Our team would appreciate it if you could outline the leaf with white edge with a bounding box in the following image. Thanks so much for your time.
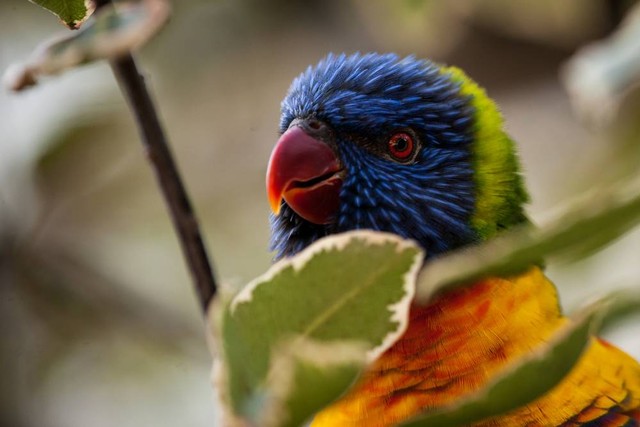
[4,0,169,92]
[416,174,640,303]
[218,230,423,425]
[562,2,640,126]
[29,0,95,29]
[401,295,612,427]
[253,337,366,427]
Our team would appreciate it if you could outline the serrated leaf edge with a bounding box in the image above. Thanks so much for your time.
[368,237,423,361]
[229,230,423,362]
[231,231,416,307]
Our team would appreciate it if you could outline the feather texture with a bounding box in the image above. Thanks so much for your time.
[271,53,528,260]
[268,53,640,426]
[311,268,640,426]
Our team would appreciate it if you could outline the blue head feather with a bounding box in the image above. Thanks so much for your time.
[270,53,478,259]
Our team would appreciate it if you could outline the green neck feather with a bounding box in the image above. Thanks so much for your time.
[443,66,530,240]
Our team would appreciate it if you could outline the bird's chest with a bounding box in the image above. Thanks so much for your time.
[312,267,564,427]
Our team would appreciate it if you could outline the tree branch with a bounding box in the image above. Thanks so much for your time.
[87,0,217,311]
[109,54,217,311]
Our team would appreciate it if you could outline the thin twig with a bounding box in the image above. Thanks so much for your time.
[108,53,217,311]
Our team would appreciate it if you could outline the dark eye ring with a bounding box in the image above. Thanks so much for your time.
[387,132,415,161]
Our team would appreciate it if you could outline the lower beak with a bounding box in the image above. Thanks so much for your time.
[266,125,342,224]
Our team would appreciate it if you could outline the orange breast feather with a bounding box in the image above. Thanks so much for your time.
[311,267,640,427]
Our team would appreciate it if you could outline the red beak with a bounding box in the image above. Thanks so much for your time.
[266,124,342,224]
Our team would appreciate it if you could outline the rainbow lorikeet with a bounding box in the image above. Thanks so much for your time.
[265,53,640,426]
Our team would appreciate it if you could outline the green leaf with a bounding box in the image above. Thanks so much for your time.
[401,295,611,427]
[415,174,640,303]
[4,0,169,91]
[598,289,640,333]
[29,0,95,29]
[253,338,366,427]
[216,231,423,427]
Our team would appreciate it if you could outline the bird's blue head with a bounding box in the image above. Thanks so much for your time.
[266,53,528,260]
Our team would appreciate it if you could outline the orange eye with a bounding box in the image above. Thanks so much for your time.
[387,133,414,160]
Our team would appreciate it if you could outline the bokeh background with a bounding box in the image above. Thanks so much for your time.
[1,1,639,426]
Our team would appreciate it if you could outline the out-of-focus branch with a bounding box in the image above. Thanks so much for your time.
[109,54,218,311]
[94,0,217,311]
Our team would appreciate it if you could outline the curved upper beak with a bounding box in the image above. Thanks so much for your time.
[266,121,342,224]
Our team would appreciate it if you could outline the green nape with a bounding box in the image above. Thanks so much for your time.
[442,66,530,240]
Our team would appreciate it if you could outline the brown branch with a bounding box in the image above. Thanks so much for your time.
[108,53,217,312]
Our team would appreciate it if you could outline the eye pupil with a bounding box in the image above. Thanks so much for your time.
[394,138,408,151]
[388,132,414,160]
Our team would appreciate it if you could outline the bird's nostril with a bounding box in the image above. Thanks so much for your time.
[298,118,331,140]
[290,117,331,139]
[307,119,322,130]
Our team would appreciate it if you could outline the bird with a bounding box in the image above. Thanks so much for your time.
[265,53,640,427]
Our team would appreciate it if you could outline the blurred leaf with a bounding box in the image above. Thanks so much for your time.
[600,289,640,333]
[29,0,95,29]
[562,2,640,125]
[215,231,423,425]
[250,338,365,427]
[416,174,640,303]
[12,246,204,370]
[30,111,137,237]
[4,0,170,91]
[401,295,611,427]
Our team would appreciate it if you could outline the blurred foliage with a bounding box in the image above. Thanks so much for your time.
[1,0,640,426]
[416,171,640,302]
[5,0,169,91]
[214,226,640,426]
[563,3,640,125]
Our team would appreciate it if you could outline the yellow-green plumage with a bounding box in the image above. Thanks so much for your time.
[443,66,529,239]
